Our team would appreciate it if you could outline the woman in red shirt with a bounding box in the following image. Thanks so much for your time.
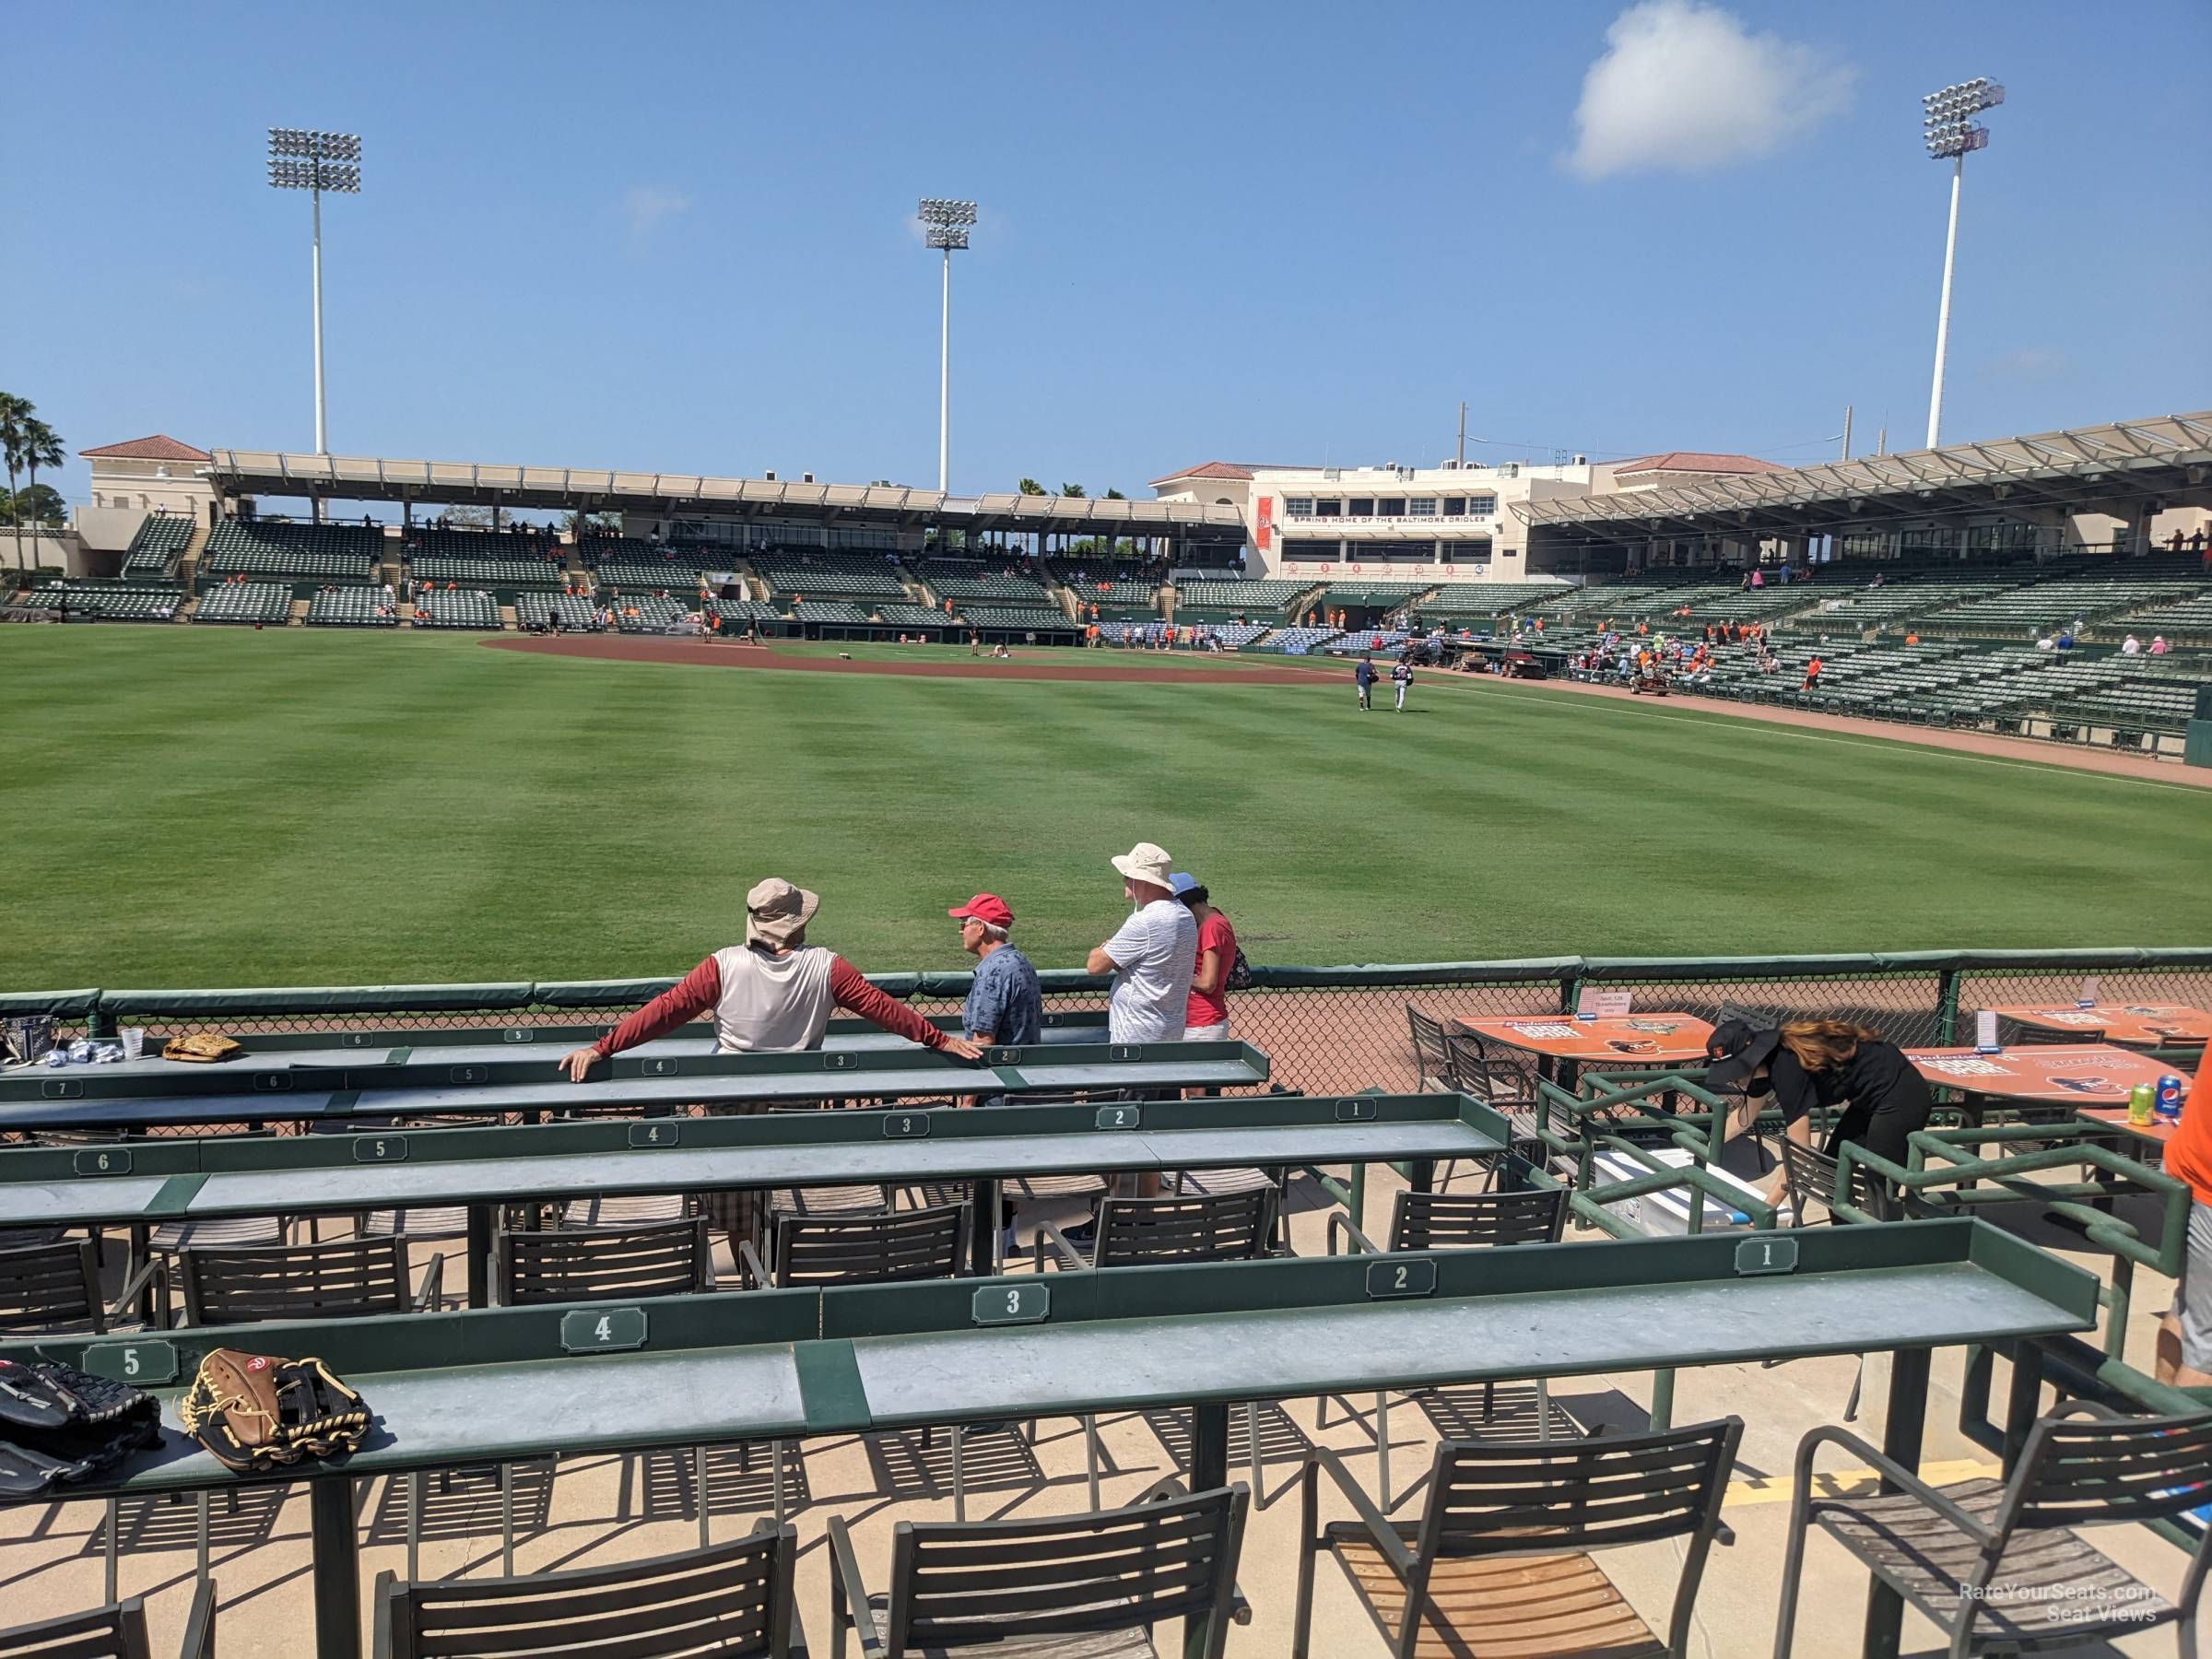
[1171,872,1238,1040]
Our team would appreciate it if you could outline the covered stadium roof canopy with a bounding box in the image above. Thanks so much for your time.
[202,450,1248,537]
[1516,412,2212,544]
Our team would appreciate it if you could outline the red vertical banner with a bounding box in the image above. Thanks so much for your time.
[1255,495,1273,552]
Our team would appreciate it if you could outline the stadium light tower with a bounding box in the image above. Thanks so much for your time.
[917,198,977,492]
[267,128,362,456]
[1921,79,2003,449]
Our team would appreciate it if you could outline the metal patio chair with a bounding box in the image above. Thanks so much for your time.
[1294,1418,1743,1659]
[374,1524,801,1658]
[178,1233,445,1326]
[0,1237,157,1336]
[0,1582,215,1659]
[1037,1185,1287,1509]
[830,1479,1250,1659]
[1324,1187,1575,1504]
[482,1216,717,1571]
[736,1204,990,1522]
[493,1215,714,1306]
[1775,1403,2212,1656]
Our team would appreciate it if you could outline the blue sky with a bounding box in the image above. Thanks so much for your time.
[14,0,2209,510]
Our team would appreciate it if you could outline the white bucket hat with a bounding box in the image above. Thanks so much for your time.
[1111,841,1175,890]
[744,877,820,947]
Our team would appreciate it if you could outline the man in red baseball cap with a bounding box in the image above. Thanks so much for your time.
[948,892,1041,1046]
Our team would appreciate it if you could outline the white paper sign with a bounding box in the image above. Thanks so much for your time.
[1975,1009,2001,1053]
[1576,990,1633,1019]
[2077,978,2099,1009]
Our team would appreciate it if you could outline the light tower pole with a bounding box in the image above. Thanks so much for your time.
[917,198,976,493]
[1921,80,2002,449]
[267,128,362,457]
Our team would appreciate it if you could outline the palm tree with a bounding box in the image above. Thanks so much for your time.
[1058,483,1086,498]
[1103,488,1125,500]
[1016,477,1046,496]
[0,394,31,574]
[18,418,62,572]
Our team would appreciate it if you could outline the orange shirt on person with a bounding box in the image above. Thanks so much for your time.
[2162,1046,2212,1206]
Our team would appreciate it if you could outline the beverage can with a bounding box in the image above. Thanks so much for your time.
[2128,1083,2157,1127]
[2154,1075,2184,1124]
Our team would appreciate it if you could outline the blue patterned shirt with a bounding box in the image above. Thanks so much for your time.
[963,945,1042,1043]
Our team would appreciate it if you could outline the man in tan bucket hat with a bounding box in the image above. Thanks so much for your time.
[560,877,985,1079]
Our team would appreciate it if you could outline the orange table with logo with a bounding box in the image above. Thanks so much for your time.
[1452,1014,1715,1094]
[1904,1045,2193,1127]
[1979,1004,2212,1049]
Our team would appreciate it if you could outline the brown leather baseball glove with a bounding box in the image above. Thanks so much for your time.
[179,1349,372,1472]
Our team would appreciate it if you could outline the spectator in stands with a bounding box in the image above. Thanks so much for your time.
[1802,653,1824,691]
[949,893,1041,1047]
[2150,634,2171,655]
[1171,873,1237,1041]
[559,878,985,1080]
[1088,843,1197,1047]
[2170,529,2186,554]
[2055,628,2076,653]
[1704,1018,1932,1216]
[2122,633,2144,656]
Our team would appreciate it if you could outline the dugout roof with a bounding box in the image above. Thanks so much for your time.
[202,450,1247,538]
[1515,411,2212,545]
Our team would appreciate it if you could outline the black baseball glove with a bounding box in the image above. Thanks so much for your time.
[0,1357,162,1499]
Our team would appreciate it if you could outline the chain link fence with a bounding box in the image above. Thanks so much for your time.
[8,951,2206,1145]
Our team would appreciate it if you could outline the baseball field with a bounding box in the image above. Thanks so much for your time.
[8,626,2209,988]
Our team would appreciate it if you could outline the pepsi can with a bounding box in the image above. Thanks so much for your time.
[2155,1075,2184,1124]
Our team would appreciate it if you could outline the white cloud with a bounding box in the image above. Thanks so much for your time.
[1568,1,1855,180]
[623,185,690,241]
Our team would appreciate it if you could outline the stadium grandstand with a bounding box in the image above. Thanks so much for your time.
[118,512,194,579]
[305,587,397,628]
[199,518,382,582]
[409,588,501,629]
[514,592,602,631]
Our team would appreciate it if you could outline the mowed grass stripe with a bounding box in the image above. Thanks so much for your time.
[5,629,2207,986]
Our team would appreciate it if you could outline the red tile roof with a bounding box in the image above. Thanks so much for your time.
[1148,460,1319,487]
[1609,451,1783,476]
[78,435,212,463]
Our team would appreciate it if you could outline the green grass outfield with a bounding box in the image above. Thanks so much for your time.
[6,627,2208,988]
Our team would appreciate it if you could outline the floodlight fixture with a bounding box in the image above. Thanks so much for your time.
[918,198,979,490]
[1919,81,2002,447]
[267,126,364,457]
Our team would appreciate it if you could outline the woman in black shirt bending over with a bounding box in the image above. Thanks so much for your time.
[1703,1018,1933,1211]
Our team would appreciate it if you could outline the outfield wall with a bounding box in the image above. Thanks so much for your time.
[8,947,2207,1101]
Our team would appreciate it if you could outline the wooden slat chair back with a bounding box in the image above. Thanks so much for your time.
[0,1239,105,1336]
[495,1217,712,1307]
[2012,1406,2212,1529]
[1295,1418,1741,1659]
[0,1582,214,1659]
[835,1484,1249,1659]
[1387,1187,1566,1253]
[1404,1006,1456,1092]
[179,1235,415,1326]
[373,1524,798,1658]
[1779,1139,1892,1222]
[761,1203,965,1288]
[1094,1186,1276,1268]
[1778,1406,2212,1654]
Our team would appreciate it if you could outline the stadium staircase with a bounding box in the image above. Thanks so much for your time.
[288,596,310,626]
[173,522,210,589]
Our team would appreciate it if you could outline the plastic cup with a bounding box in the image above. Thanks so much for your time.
[121,1028,146,1061]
